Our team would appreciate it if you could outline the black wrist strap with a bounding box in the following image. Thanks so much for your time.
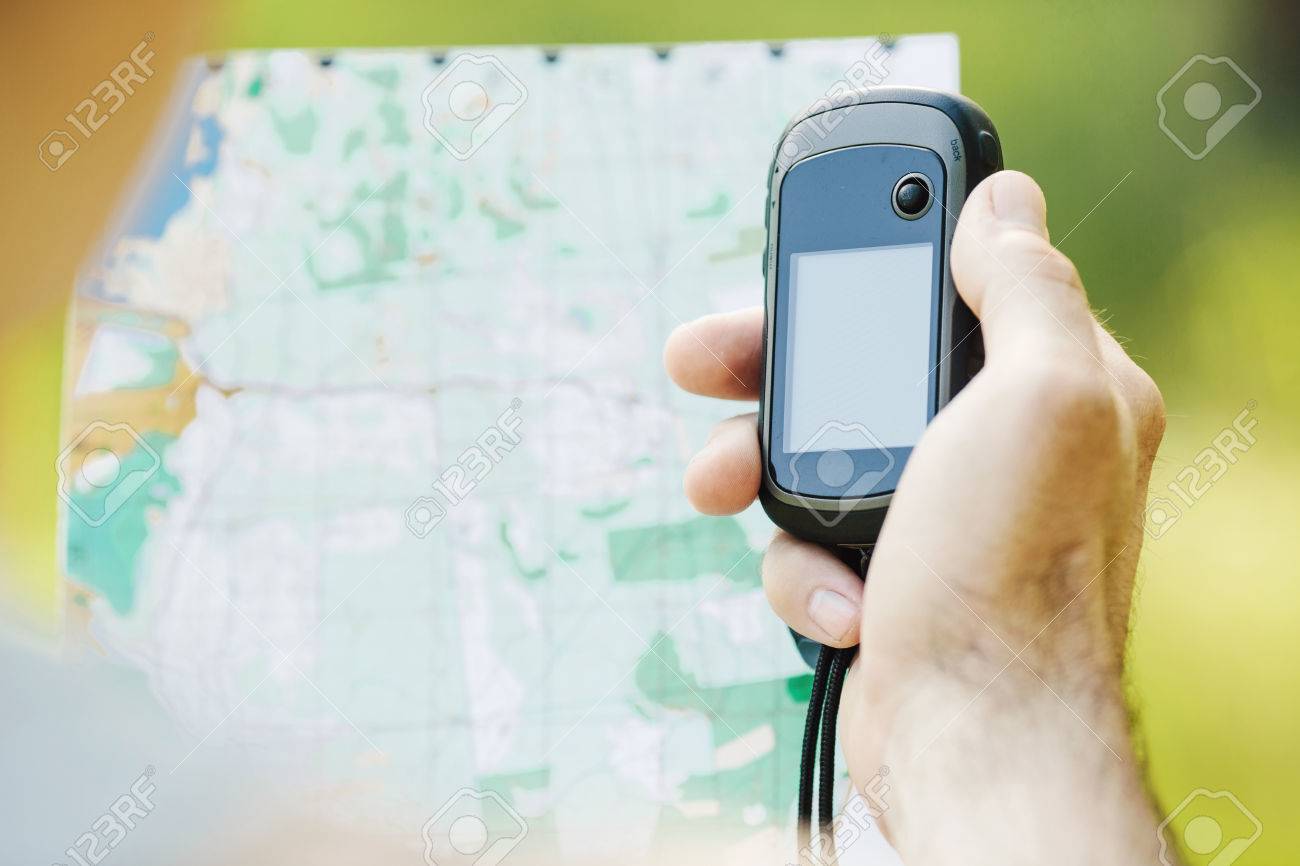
[796,547,870,865]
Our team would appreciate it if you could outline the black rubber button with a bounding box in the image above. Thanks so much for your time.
[895,180,930,216]
[978,130,1001,171]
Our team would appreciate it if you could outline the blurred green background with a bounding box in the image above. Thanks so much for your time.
[3,0,1296,862]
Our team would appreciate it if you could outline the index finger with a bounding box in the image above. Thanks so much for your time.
[663,307,763,400]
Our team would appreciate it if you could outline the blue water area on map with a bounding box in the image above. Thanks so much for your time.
[127,112,224,240]
[63,432,181,615]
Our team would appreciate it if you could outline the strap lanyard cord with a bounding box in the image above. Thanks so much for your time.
[796,547,870,865]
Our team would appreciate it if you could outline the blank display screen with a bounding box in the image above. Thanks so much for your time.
[782,242,934,452]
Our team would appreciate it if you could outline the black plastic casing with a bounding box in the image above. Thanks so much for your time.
[759,87,1003,547]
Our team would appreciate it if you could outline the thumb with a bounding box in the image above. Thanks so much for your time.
[951,171,1099,364]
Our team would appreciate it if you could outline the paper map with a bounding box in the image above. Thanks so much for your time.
[59,35,958,859]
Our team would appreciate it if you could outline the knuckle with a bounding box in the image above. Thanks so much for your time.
[992,229,1083,293]
[1019,361,1120,432]
[662,324,696,383]
[760,534,791,598]
[987,226,1051,264]
[1032,247,1084,293]
[1127,366,1167,450]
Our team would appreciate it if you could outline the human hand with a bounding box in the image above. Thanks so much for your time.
[664,171,1167,864]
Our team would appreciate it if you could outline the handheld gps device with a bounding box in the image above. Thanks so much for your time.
[759,87,1003,547]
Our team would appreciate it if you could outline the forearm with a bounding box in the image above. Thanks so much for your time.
[872,665,1161,866]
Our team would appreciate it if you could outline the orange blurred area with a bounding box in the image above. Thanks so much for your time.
[0,1,212,628]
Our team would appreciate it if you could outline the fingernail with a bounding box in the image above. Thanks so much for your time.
[809,589,858,641]
[990,171,1046,233]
